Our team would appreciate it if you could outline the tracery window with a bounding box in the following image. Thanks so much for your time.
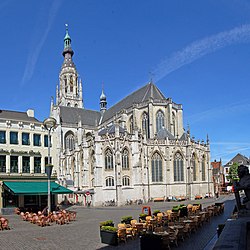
[191,153,198,181]
[156,110,165,133]
[105,148,113,170]
[129,116,134,134]
[142,112,149,138]
[122,148,129,169]
[174,152,184,181]
[151,152,163,182]
[105,177,114,187]
[201,155,206,181]
[65,132,75,151]
[122,176,130,186]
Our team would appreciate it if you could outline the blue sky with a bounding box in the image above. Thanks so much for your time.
[1,0,250,164]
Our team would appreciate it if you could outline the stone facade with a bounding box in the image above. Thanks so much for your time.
[50,28,214,206]
[0,109,57,209]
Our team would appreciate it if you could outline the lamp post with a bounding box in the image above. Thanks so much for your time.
[43,117,56,214]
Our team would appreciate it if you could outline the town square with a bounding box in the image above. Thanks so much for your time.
[1,1,250,249]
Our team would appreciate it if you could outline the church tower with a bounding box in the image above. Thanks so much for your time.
[56,25,83,108]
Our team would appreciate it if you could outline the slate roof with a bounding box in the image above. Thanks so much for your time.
[179,132,188,141]
[0,110,40,123]
[98,124,125,136]
[224,153,250,166]
[59,106,101,127]
[102,82,167,123]
[157,127,175,139]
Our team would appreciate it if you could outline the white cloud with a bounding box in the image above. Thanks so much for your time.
[186,99,250,125]
[21,0,62,85]
[152,24,250,82]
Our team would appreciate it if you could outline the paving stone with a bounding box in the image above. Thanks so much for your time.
[0,195,235,250]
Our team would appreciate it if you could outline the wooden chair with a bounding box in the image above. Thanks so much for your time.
[162,234,171,249]
[168,228,179,247]
[117,228,127,243]
[154,226,164,233]
[145,216,153,231]
[130,219,138,237]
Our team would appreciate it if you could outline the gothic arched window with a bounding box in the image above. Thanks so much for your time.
[129,115,134,134]
[156,110,165,133]
[191,153,198,181]
[172,112,176,136]
[142,112,149,138]
[122,148,129,169]
[65,132,75,151]
[174,152,184,181]
[201,155,206,181]
[151,152,163,182]
[122,176,130,186]
[105,176,114,187]
[105,148,113,170]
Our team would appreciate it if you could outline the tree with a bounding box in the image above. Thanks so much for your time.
[228,163,239,184]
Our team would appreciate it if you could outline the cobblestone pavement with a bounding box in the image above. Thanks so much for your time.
[0,194,235,250]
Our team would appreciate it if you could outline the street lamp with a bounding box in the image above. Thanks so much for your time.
[43,117,56,214]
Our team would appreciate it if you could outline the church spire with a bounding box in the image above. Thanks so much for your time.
[56,25,83,108]
[62,24,74,57]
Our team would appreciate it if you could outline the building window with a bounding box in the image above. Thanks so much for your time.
[129,116,134,134]
[22,156,30,173]
[0,155,6,173]
[174,152,184,181]
[10,131,18,144]
[90,152,95,174]
[122,148,129,169]
[151,152,163,182]
[105,148,113,170]
[122,176,130,186]
[33,134,41,146]
[142,112,149,138]
[22,133,30,145]
[0,131,6,144]
[44,135,48,147]
[105,177,114,187]
[65,132,75,151]
[225,168,229,174]
[10,156,18,173]
[156,110,165,133]
[34,157,41,173]
[201,155,206,181]
[172,113,176,136]
[191,154,198,181]
[45,157,52,166]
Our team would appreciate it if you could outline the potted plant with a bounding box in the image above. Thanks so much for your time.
[100,225,118,246]
[99,220,114,228]
[153,210,161,216]
[139,213,147,222]
[121,215,133,225]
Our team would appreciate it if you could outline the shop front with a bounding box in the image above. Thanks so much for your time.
[1,180,73,213]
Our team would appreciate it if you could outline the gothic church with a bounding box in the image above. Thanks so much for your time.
[50,27,213,206]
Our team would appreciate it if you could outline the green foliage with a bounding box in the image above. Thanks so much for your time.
[139,213,147,218]
[121,216,133,224]
[153,210,161,216]
[101,226,117,232]
[99,220,114,227]
[228,163,239,184]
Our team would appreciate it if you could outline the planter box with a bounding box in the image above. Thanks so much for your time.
[140,233,164,250]
[100,230,118,246]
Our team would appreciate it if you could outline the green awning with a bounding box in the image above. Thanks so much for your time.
[3,181,73,195]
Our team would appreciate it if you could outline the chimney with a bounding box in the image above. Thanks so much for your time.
[27,109,34,117]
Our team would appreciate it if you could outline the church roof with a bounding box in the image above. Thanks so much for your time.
[157,127,175,140]
[59,106,101,127]
[98,124,125,135]
[0,110,40,123]
[102,82,167,122]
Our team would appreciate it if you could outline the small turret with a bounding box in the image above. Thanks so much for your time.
[100,87,107,112]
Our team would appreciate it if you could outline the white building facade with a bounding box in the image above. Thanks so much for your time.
[50,28,213,206]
